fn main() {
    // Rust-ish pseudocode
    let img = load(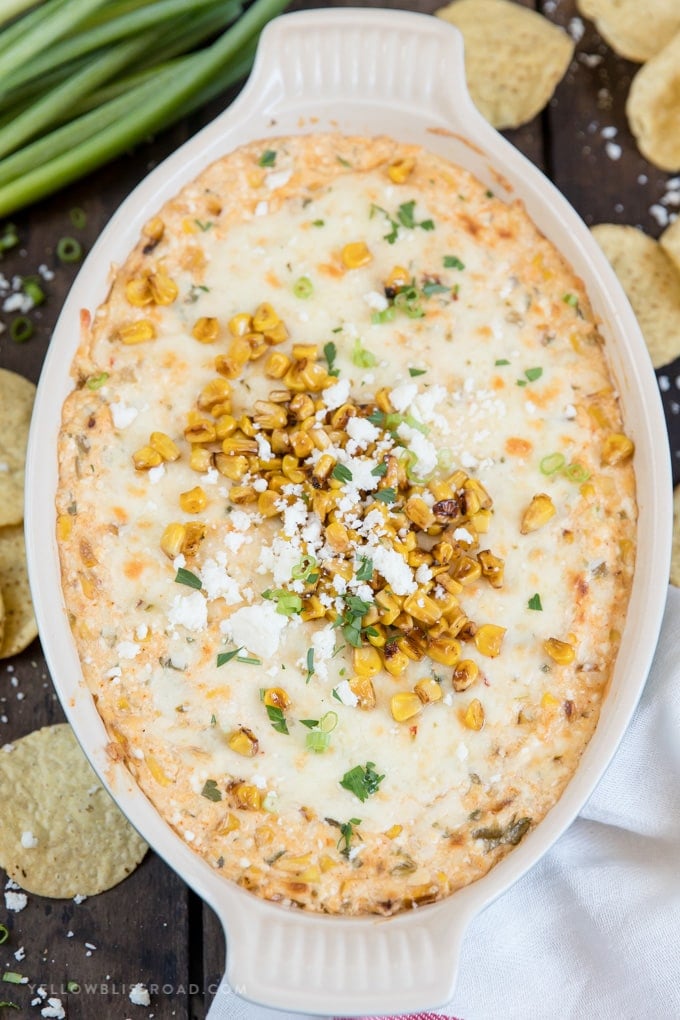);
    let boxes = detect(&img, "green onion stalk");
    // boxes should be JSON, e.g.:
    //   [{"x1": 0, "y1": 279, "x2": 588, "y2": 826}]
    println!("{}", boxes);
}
[{"x1": 0, "y1": 0, "x2": 288, "y2": 217}]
